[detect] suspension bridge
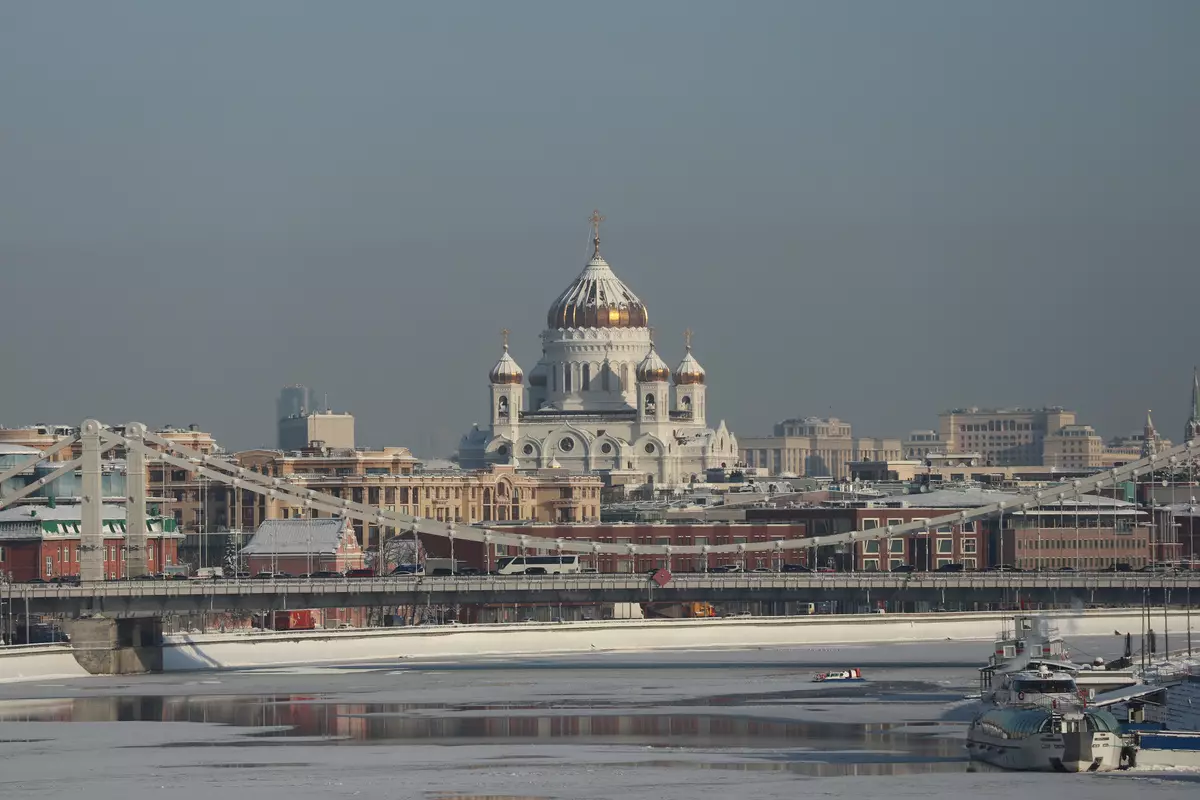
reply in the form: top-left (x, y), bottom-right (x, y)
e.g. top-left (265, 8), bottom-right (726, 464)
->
top-left (1, 420), bottom-right (1198, 613)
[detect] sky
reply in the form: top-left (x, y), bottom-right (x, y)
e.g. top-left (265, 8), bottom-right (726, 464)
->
top-left (1, 1), bottom-right (1198, 457)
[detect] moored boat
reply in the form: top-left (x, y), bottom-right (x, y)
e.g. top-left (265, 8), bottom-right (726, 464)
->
top-left (966, 706), bottom-right (1131, 772)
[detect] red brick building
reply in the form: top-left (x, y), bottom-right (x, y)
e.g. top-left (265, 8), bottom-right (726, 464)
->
top-left (491, 522), bottom-right (812, 572)
top-left (748, 489), bottom-right (1153, 571)
top-left (0, 504), bottom-right (182, 582)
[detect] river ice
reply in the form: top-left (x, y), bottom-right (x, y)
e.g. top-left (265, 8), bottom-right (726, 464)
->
top-left (0, 637), bottom-right (1196, 799)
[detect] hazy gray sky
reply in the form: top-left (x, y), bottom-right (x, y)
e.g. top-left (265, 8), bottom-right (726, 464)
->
top-left (2, 1), bottom-right (1198, 456)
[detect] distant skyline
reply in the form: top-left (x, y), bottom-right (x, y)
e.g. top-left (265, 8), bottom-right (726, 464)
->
top-left (2, 2), bottom-right (1198, 456)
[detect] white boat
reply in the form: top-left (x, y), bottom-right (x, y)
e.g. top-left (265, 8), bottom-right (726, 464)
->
top-left (987, 665), bottom-right (1087, 710)
top-left (968, 664), bottom-right (1134, 772)
top-left (966, 706), bottom-right (1131, 772)
top-left (813, 668), bottom-right (864, 683)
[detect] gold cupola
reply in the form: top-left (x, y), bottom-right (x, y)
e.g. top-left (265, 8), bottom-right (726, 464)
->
top-left (488, 330), bottom-right (524, 385)
top-left (546, 210), bottom-right (649, 330)
top-left (636, 340), bottom-right (671, 383)
top-left (673, 330), bottom-right (706, 385)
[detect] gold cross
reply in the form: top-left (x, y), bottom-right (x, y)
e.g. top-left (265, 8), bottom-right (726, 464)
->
top-left (684, 328), bottom-right (693, 349)
top-left (648, 325), bottom-right (656, 344)
top-left (589, 209), bottom-right (605, 256)
top-left (501, 328), bottom-right (509, 349)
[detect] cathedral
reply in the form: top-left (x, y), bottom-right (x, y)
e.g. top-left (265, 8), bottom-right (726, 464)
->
top-left (457, 212), bottom-right (739, 487)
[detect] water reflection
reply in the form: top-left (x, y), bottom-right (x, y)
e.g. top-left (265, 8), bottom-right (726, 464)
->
top-left (0, 694), bottom-right (963, 768)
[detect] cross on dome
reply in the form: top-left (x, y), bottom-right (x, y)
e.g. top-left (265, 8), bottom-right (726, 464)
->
top-left (589, 209), bottom-right (605, 258)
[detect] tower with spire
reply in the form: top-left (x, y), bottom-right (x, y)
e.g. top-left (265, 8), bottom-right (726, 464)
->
top-left (673, 329), bottom-right (707, 426)
top-left (1186, 368), bottom-right (1200, 444)
top-left (1141, 410), bottom-right (1160, 459)
top-left (488, 330), bottom-right (523, 444)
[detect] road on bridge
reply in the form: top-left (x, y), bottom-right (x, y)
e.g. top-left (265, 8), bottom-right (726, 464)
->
top-left (6, 572), bottom-right (1199, 615)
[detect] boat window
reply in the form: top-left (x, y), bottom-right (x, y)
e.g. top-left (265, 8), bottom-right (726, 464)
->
top-left (1013, 679), bottom-right (1075, 694)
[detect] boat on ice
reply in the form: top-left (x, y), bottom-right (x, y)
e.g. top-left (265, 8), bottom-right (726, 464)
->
top-left (813, 668), bottom-right (864, 683)
top-left (968, 664), bottom-right (1134, 772)
top-left (966, 706), bottom-right (1131, 772)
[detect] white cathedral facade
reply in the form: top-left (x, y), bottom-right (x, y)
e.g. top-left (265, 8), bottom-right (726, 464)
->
top-left (457, 213), bottom-right (739, 487)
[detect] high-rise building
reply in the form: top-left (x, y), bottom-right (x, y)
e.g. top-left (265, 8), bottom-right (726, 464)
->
top-left (277, 385), bottom-right (314, 424)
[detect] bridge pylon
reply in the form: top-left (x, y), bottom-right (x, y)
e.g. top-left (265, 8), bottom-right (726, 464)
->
top-left (124, 422), bottom-right (149, 579)
top-left (80, 420), bottom-right (105, 582)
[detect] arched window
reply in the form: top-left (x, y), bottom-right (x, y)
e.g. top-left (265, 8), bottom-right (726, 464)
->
top-left (644, 393), bottom-right (656, 417)
top-left (564, 363), bottom-right (573, 393)
top-left (619, 363), bottom-right (628, 391)
top-left (680, 395), bottom-right (692, 414)
top-left (497, 396), bottom-right (509, 418)
top-left (582, 363), bottom-right (591, 391)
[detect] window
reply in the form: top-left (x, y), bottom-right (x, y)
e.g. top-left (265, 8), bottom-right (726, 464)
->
top-left (582, 364), bottom-right (591, 391)
top-left (936, 558), bottom-right (952, 568)
top-left (0, 546), bottom-right (4, 561)
top-left (936, 538), bottom-right (953, 554)
top-left (862, 518), bottom-right (879, 530)
top-left (963, 558), bottom-right (977, 570)
top-left (962, 521), bottom-right (976, 533)
top-left (863, 558), bottom-right (880, 571)
top-left (886, 518), bottom-right (903, 528)
top-left (936, 524), bottom-right (952, 534)
top-left (889, 558), bottom-right (906, 571)
top-left (889, 539), bottom-right (904, 554)
top-left (864, 540), bottom-right (880, 554)
top-left (45, 557), bottom-right (53, 575)
top-left (961, 537), bottom-right (977, 554)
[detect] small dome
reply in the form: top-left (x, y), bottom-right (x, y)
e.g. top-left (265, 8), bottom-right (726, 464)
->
top-left (673, 341), bottom-right (706, 385)
top-left (528, 354), bottom-right (548, 387)
top-left (636, 343), bottom-right (670, 383)
top-left (489, 345), bottom-right (524, 385)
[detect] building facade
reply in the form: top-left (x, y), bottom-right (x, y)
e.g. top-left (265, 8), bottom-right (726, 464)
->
top-left (278, 411), bottom-right (356, 452)
top-left (240, 518), bottom-right (365, 576)
top-left (0, 503), bottom-right (181, 581)
top-left (939, 407), bottom-right (1076, 466)
top-left (492, 522), bottom-right (813, 573)
top-left (457, 214), bottom-right (739, 487)
top-left (230, 448), bottom-right (603, 550)
top-left (739, 416), bottom-right (901, 479)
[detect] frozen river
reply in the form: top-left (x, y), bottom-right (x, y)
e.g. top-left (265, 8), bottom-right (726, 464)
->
top-left (0, 636), bottom-right (1196, 799)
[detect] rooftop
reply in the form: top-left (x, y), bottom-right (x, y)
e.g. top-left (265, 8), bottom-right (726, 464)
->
top-left (240, 518), bottom-right (355, 556)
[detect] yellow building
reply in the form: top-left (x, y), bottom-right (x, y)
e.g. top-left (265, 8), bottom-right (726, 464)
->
top-left (230, 447), bottom-right (603, 549)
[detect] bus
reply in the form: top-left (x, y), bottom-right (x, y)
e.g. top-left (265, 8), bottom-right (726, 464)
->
top-left (496, 555), bottom-right (582, 575)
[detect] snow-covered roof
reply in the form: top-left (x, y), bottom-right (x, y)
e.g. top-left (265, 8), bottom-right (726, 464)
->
top-left (0, 504), bottom-right (129, 522)
top-left (240, 518), bottom-right (354, 556)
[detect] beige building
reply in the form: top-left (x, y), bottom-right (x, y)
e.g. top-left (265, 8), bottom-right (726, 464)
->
top-left (0, 425), bottom-right (78, 462)
top-left (277, 411), bottom-right (356, 452)
top-left (902, 430), bottom-right (943, 460)
top-left (230, 447), bottom-right (604, 549)
top-left (939, 407), bottom-right (1076, 466)
top-left (740, 417), bottom-right (901, 479)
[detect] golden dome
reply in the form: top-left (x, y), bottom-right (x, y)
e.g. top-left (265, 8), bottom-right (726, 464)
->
top-left (546, 213), bottom-right (649, 330)
top-left (489, 343), bottom-right (523, 385)
top-left (636, 343), bottom-right (670, 383)
top-left (673, 345), bottom-right (706, 385)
